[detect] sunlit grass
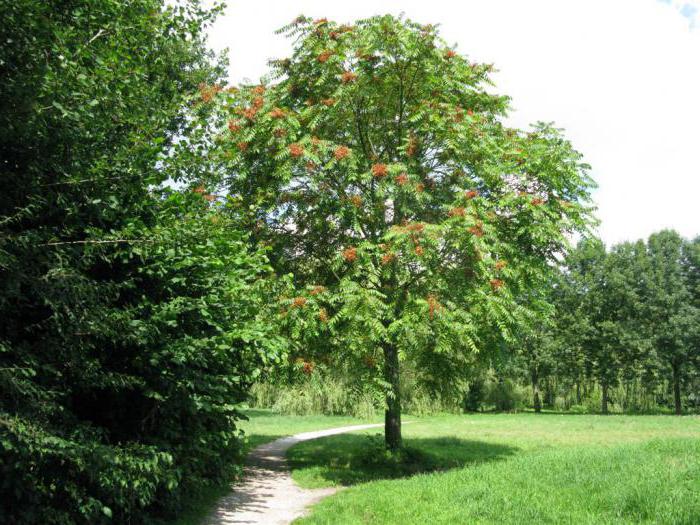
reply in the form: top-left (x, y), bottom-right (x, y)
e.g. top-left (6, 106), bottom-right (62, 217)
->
top-left (287, 413), bottom-right (700, 524)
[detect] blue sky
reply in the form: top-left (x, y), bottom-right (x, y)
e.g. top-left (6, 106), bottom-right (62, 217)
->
top-left (208, 0), bottom-right (700, 246)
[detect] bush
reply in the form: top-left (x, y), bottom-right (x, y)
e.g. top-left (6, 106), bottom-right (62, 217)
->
top-left (0, 2), bottom-right (286, 522)
top-left (486, 379), bottom-right (527, 412)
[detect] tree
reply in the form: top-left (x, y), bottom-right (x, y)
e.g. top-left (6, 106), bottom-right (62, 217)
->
top-left (0, 1), bottom-right (284, 522)
top-left (212, 15), bottom-right (595, 449)
top-left (564, 239), bottom-right (650, 413)
top-left (645, 231), bottom-right (699, 414)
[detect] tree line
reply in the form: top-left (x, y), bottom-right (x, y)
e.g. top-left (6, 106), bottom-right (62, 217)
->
top-left (505, 231), bottom-right (699, 416)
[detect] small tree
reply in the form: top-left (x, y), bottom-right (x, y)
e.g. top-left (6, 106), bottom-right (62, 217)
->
top-left (214, 15), bottom-right (595, 449)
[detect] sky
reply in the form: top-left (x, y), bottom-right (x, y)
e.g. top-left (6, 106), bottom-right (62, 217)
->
top-left (206, 0), bottom-right (700, 246)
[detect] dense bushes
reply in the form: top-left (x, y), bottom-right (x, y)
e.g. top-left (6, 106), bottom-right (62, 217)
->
top-left (0, 1), bottom-right (285, 522)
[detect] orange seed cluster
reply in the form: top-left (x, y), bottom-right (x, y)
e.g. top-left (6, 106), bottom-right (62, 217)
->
top-left (490, 279), bottom-right (504, 291)
top-left (371, 163), bottom-right (388, 178)
top-left (341, 71), bottom-right (358, 83)
top-left (269, 107), bottom-right (285, 119)
top-left (292, 296), bottom-right (307, 308)
top-left (289, 143), bottom-right (304, 157)
top-left (343, 246), bottom-right (357, 262)
top-left (318, 308), bottom-right (329, 323)
top-left (395, 173), bottom-right (409, 186)
top-left (334, 145), bottom-right (350, 160)
top-left (465, 190), bottom-right (478, 199)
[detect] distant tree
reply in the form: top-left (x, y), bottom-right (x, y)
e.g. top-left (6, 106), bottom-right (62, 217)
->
top-left (211, 15), bottom-right (595, 449)
top-left (644, 231), bottom-right (699, 414)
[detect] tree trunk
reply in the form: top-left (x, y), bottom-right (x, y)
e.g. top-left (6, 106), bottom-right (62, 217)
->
top-left (601, 383), bottom-right (609, 414)
top-left (672, 363), bottom-right (682, 415)
top-left (576, 381), bottom-right (581, 404)
top-left (531, 371), bottom-right (541, 413)
top-left (383, 343), bottom-right (402, 451)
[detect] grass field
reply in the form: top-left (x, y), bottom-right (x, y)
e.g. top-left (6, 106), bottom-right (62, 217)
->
top-left (176, 411), bottom-right (700, 524)
top-left (242, 411), bottom-right (700, 524)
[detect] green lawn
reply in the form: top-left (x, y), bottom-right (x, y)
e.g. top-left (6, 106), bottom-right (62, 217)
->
top-left (278, 413), bottom-right (700, 524)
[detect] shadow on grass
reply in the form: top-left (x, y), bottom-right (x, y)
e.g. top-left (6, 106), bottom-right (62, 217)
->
top-left (287, 433), bottom-right (519, 487)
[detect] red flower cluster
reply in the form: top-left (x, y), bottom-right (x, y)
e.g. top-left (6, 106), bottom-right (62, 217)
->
top-left (444, 50), bottom-right (457, 59)
top-left (269, 107), bottom-right (285, 119)
top-left (406, 135), bottom-right (418, 157)
top-left (495, 260), bottom-right (507, 271)
top-left (302, 361), bottom-right (315, 375)
top-left (237, 141), bottom-right (249, 152)
top-left (448, 207), bottom-right (466, 217)
top-left (198, 83), bottom-right (221, 103)
top-left (318, 308), bottom-right (329, 323)
top-left (371, 163), bottom-right (388, 178)
top-left (395, 173), bottom-right (409, 185)
top-left (334, 145), bottom-right (350, 160)
top-left (252, 85), bottom-right (266, 95)
top-left (322, 98), bottom-right (336, 106)
top-left (273, 128), bottom-right (286, 138)
top-left (343, 246), bottom-right (357, 262)
top-left (406, 222), bottom-right (425, 233)
top-left (350, 195), bottom-right (362, 208)
top-left (381, 252), bottom-right (395, 265)
top-left (531, 197), bottom-right (545, 206)
top-left (228, 120), bottom-right (242, 133)
top-left (242, 107), bottom-right (258, 120)
top-left (465, 190), bottom-right (478, 199)
top-left (468, 222), bottom-right (484, 237)
top-left (292, 296), bottom-right (307, 308)
top-left (310, 285), bottom-right (327, 296)
top-left (490, 279), bottom-right (504, 291)
top-left (318, 50), bottom-right (333, 63)
top-left (427, 294), bottom-right (442, 320)
top-left (415, 245), bottom-right (425, 256)
top-left (252, 97), bottom-right (264, 109)
top-left (341, 71), bottom-right (357, 83)
top-left (289, 143), bottom-right (304, 157)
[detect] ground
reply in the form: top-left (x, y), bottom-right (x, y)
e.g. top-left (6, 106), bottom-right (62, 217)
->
top-left (177, 410), bottom-right (700, 524)
top-left (252, 411), bottom-right (699, 524)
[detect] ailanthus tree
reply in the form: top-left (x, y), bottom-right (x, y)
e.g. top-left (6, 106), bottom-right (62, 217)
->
top-left (210, 15), bottom-right (595, 449)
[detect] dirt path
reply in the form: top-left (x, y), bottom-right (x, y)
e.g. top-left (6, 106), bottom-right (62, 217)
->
top-left (202, 423), bottom-right (384, 525)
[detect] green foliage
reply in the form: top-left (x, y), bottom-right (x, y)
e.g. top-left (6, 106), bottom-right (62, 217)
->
top-left (0, 1), bottom-right (286, 523)
top-left (206, 14), bottom-right (595, 447)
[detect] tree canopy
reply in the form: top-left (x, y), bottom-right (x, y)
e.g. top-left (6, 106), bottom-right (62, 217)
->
top-left (206, 15), bottom-right (596, 448)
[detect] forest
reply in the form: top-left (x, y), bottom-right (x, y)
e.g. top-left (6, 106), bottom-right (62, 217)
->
top-left (1, 1), bottom-right (697, 524)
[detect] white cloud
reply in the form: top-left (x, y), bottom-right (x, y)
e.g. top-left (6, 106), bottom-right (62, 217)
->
top-left (207, 0), bottom-right (700, 245)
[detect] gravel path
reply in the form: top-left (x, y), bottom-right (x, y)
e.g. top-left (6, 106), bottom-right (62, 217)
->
top-left (202, 423), bottom-right (384, 525)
